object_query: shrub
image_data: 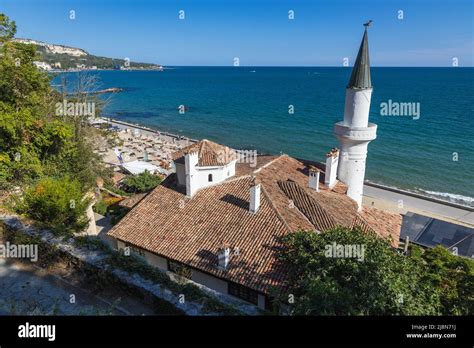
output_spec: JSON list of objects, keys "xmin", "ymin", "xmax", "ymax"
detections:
[
  {"xmin": 92, "ymin": 199, "xmax": 107, "ymax": 215},
  {"xmin": 103, "ymin": 183, "xmax": 131, "ymax": 197},
  {"xmin": 122, "ymin": 170, "xmax": 161, "ymax": 193},
  {"xmin": 103, "ymin": 197, "xmax": 123, "ymax": 206},
  {"xmin": 18, "ymin": 176, "xmax": 91, "ymax": 235}
]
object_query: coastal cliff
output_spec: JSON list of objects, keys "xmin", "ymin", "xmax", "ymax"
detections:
[{"xmin": 12, "ymin": 38, "xmax": 162, "ymax": 71}]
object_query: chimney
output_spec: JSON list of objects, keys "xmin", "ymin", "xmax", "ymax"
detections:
[
  {"xmin": 325, "ymin": 148, "xmax": 339, "ymax": 188},
  {"xmin": 309, "ymin": 167, "xmax": 320, "ymax": 191},
  {"xmin": 217, "ymin": 244, "xmax": 230, "ymax": 270},
  {"xmin": 185, "ymin": 151, "xmax": 199, "ymax": 197},
  {"xmin": 249, "ymin": 177, "xmax": 261, "ymax": 213}
]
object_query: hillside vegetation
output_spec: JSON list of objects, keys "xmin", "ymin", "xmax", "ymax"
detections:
[{"xmin": 14, "ymin": 38, "xmax": 160, "ymax": 70}]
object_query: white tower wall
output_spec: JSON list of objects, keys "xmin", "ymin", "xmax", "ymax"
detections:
[
  {"xmin": 182, "ymin": 154, "xmax": 237, "ymax": 197},
  {"xmin": 335, "ymin": 122, "xmax": 377, "ymax": 210},
  {"xmin": 309, "ymin": 170, "xmax": 320, "ymax": 191},
  {"xmin": 336, "ymin": 138, "xmax": 369, "ymax": 207},
  {"xmin": 249, "ymin": 183, "xmax": 261, "ymax": 213},
  {"xmin": 185, "ymin": 152, "xmax": 199, "ymax": 197},
  {"xmin": 334, "ymin": 25, "xmax": 377, "ymax": 211},
  {"xmin": 343, "ymin": 88, "xmax": 373, "ymax": 127},
  {"xmin": 324, "ymin": 151, "xmax": 339, "ymax": 188}
]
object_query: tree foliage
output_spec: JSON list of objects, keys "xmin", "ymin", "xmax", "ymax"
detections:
[
  {"xmin": 0, "ymin": 14, "xmax": 16, "ymax": 43},
  {"xmin": 122, "ymin": 170, "xmax": 162, "ymax": 193},
  {"xmin": 0, "ymin": 13, "xmax": 109, "ymax": 234},
  {"xmin": 0, "ymin": 13, "xmax": 107, "ymax": 186},
  {"xmin": 277, "ymin": 227, "xmax": 472, "ymax": 315},
  {"xmin": 411, "ymin": 245, "xmax": 474, "ymax": 315}
]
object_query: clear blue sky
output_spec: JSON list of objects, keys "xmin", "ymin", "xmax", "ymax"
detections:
[{"xmin": 2, "ymin": 0, "xmax": 473, "ymax": 66}]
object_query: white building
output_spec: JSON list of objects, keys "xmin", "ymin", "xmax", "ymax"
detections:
[
  {"xmin": 33, "ymin": 61, "xmax": 52, "ymax": 71},
  {"xmin": 173, "ymin": 139, "xmax": 238, "ymax": 197},
  {"xmin": 334, "ymin": 22, "xmax": 377, "ymax": 210}
]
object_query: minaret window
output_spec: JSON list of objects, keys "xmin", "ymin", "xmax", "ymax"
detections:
[{"xmin": 208, "ymin": 174, "xmax": 213, "ymax": 182}]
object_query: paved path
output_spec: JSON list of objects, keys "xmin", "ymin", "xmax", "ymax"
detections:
[
  {"xmin": 0, "ymin": 259, "xmax": 123, "ymax": 315},
  {"xmin": 363, "ymin": 185, "xmax": 474, "ymax": 226},
  {"xmin": 0, "ymin": 259, "xmax": 160, "ymax": 316}
]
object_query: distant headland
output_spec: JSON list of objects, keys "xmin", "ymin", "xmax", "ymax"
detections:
[{"xmin": 12, "ymin": 38, "xmax": 163, "ymax": 72}]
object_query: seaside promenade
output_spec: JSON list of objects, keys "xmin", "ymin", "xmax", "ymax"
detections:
[{"xmin": 363, "ymin": 184, "xmax": 474, "ymax": 226}]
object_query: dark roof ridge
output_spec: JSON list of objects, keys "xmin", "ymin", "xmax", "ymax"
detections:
[{"xmin": 277, "ymin": 180, "xmax": 338, "ymax": 232}]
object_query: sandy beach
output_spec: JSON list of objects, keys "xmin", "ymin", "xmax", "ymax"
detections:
[{"xmin": 94, "ymin": 117, "xmax": 196, "ymax": 175}]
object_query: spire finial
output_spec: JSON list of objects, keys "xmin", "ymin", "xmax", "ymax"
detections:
[{"xmin": 347, "ymin": 22, "xmax": 372, "ymax": 89}]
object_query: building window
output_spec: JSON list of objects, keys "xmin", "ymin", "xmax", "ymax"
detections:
[
  {"xmin": 125, "ymin": 243, "xmax": 145, "ymax": 257},
  {"xmin": 208, "ymin": 174, "xmax": 213, "ymax": 182},
  {"xmin": 168, "ymin": 260, "xmax": 192, "ymax": 279},
  {"xmin": 265, "ymin": 295, "xmax": 275, "ymax": 311},
  {"xmin": 228, "ymin": 282, "xmax": 258, "ymax": 305}
]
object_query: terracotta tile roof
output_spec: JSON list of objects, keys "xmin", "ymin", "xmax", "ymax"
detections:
[
  {"xmin": 172, "ymin": 139, "xmax": 237, "ymax": 167},
  {"xmin": 108, "ymin": 175, "xmax": 289, "ymax": 293},
  {"xmin": 253, "ymin": 155, "xmax": 356, "ymax": 232},
  {"xmin": 112, "ymin": 172, "xmax": 127, "ymax": 184},
  {"xmin": 350, "ymin": 214, "xmax": 375, "ymax": 234},
  {"xmin": 278, "ymin": 180, "xmax": 337, "ymax": 232},
  {"xmin": 235, "ymin": 155, "xmax": 279, "ymax": 177},
  {"xmin": 118, "ymin": 192, "xmax": 149, "ymax": 209},
  {"xmin": 108, "ymin": 149, "xmax": 402, "ymax": 294},
  {"xmin": 359, "ymin": 207, "xmax": 402, "ymax": 248}
]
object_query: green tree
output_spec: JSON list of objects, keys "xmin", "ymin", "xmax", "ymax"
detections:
[
  {"xmin": 411, "ymin": 245, "xmax": 474, "ymax": 315},
  {"xmin": 0, "ymin": 13, "xmax": 16, "ymax": 42},
  {"xmin": 122, "ymin": 170, "xmax": 162, "ymax": 193},
  {"xmin": 0, "ymin": 12, "xmax": 108, "ymax": 190},
  {"xmin": 277, "ymin": 227, "xmax": 441, "ymax": 315}
]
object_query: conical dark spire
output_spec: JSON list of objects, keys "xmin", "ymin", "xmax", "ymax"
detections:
[{"xmin": 347, "ymin": 23, "xmax": 372, "ymax": 89}]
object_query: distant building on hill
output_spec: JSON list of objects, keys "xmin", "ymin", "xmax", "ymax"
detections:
[{"xmin": 33, "ymin": 61, "xmax": 52, "ymax": 70}]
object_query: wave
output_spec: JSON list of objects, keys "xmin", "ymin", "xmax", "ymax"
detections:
[
  {"xmin": 366, "ymin": 180, "xmax": 474, "ymax": 207},
  {"xmin": 416, "ymin": 189, "xmax": 474, "ymax": 206}
]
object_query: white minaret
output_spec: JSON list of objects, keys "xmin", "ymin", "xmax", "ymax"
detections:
[{"xmin": 334, "ymin": 22, "xmax": 377, "ymax": 211}]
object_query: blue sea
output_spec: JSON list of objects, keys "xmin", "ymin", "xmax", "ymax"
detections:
[{"xmin": 53, "ymin": 67, "xmax": 474, "ymax": 206}]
